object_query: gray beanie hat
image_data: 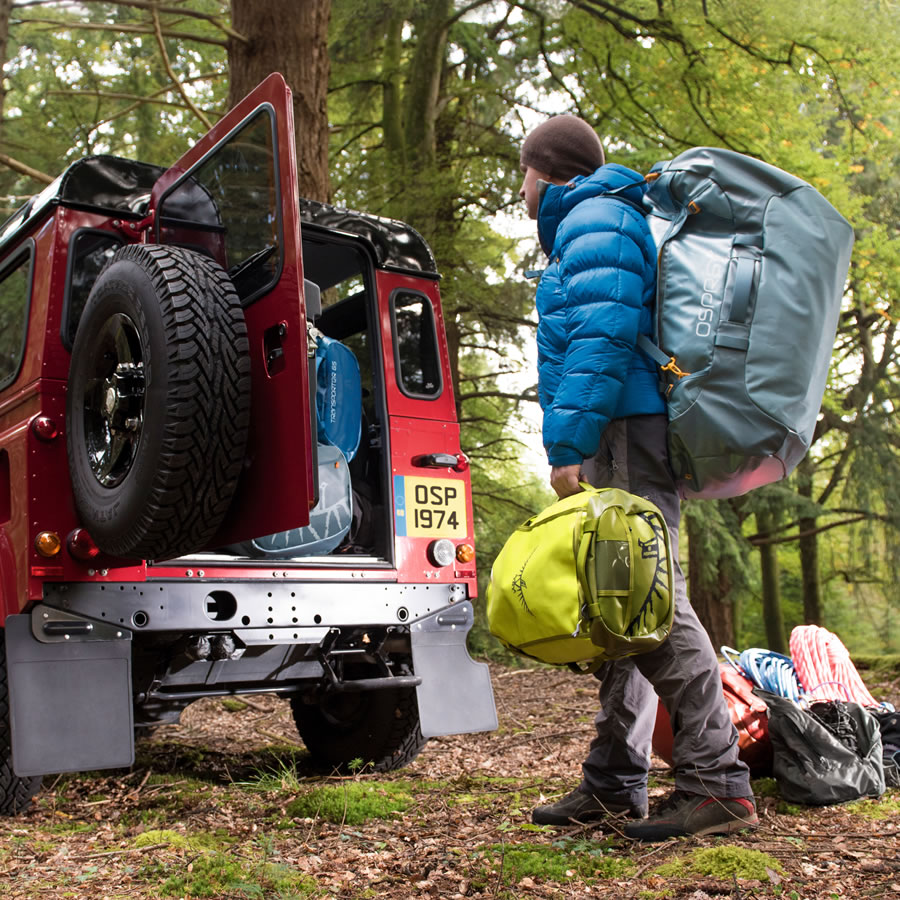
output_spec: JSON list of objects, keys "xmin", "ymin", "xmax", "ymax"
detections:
[{"xmin": 520, "ymin": 115, "xmax": 605, "ymax": 180}]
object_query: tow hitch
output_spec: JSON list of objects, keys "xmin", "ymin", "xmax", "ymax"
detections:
[{"xmin": 317, "ymin": 626, "xmax": 421, "ymax": 693}]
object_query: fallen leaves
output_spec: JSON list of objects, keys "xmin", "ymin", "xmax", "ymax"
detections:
[{"xmin": 0, "ymin": 662, "xmax": 897, "ymax": 899}]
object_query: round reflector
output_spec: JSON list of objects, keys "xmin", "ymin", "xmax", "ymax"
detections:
[{"xmin": 429, "ymin": 539, "xmax": 455, "ymax": 567}]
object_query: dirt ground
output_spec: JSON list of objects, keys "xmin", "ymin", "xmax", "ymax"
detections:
[{"xmin": 1, "ymin": 661, "xmax": 898, "ymax": 899}]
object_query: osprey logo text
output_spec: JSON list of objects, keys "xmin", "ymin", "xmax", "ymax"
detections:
[
  {"xmin": 695, "ymin": 258, "xmax": 726, "ymax": 337},
  {"xmin": 512, "ymin": 549, "xmax": 536, "ymax": 616}
]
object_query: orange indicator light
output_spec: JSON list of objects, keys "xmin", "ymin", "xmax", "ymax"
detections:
[
  {"xmin": 456, "ymin": 543, "xmax": 475, "ymax": 563},
  {"xmin": 35, "ymin": 531, "xmax": 62, "ymax": 557}
]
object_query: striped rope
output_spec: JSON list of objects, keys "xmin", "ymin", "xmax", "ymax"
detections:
[
  {"xmin": 721, "ymin": 646, "xmax": 805, "ymax": 704},
  {"xmin": 789, "ymin": 625, "xmax": 889, "ymax": 709}
]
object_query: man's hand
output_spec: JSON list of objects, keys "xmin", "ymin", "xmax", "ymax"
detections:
[{"xmin": 550, "ymin": 464, "xmax": 585, "ymax": 499}]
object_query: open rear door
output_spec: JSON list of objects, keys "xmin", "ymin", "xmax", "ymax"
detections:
[{"xmin": 149, "ymin": 73, "xmax": 314, "ymax": 545}]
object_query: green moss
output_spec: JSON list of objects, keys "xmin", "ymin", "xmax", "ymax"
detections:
[
  {"xmin": 220, "ymin": 697, "xmax": 248, "ymax": 712},
  {"xmin": 478, "ymin": 840, "xmax": 634, "ymax": 884},
  {"xmin": 846, "ymin": 791, "xmax": 900, "ymax": 820},
  {"xmin": 145, "ymin": 773, "xmax": 211, "ymax": 789},
  {"xmin": 654, "ymin": 846, "xmax": 783, "ymax": 881},
  {"xmin": 752, "ymin": 777, "xmax": 780, "ymax": 798},
  {"xmin": 141, "ymin": 851, "xmax": 318, "ymax": 898},
  {"xmin": 776, "ymin": 801, "xmax": 805, "ymax": 815},
  {"xmin": 852, "ymin": 654, "xmax": 900, "ymax": 677},
  {"xmin": 285, "ymin": 781, "xmax": 414, "ymax": 825},
  {"xmin": 134, "ymin": 828, "xmax": 232, "ymax": 853},
  {"xmin": 45, "ymin": 821, "xmax": 96, "ymax": 836}
]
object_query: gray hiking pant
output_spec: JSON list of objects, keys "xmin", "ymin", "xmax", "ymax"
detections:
[{"xmin": 578, "ymin": 415, "xmax": 751, "ymax": 806}]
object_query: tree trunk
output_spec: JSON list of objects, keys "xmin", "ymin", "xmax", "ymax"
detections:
[
  {"xmin": 228, "ymin": 0, "xmax": 332, "ymax": 203},
  {"xmin": 756, "ymin": 510, "xmax": 788, "ymax": 654},
  {"xmin": 796, "ymin": 457, "xmax": 824, "ymax": 624},
  {"xmin": 686, "ymin": 509, "xmax": 735, "ymax": 650}
]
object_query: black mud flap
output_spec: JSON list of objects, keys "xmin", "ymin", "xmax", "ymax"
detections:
[
  {"xmin": 5, "ymin": 611, "xmax": 134, "ymax": 777},
  {"xmin": 409, "ymin": 601, "xmax": 497, "ymax": 738}
]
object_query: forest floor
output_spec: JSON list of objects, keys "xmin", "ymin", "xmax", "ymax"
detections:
[{"xmin": 1, "ymin": 659, "xmax": 898, "ymax": 900}]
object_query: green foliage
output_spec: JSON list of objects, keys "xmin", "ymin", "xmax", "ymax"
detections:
[
  {"xmin": 477, "ymin": 839, "xmax": 634, "ymax": 884},
  {"xmin": 6, "ymin": 1, "xmax": 900, "ymax": 652},
  {"xmin": 142, "ymin": 849, "xmax": 317, "ymax": 898},
  {"xmin": 854, "ymin": 654, "xmax": 900, "ymax": 677},
  {"xmin": 1, "ymin": 2, "xmax": 229, "ymax": 213},
  {"xmin": 653, "ymin": 845, "xmax": 784, "ymax": 880},
  {"xmin": 284, "ymin": 781, "xmax": 414, "ymax": 825},
  {"xmin": 220, "ymin": 697, "xmax": 248, "ymax": 712},
  {"xmin": 846, "ymin": 791, "xmax": 900, "ymax": 820},
  {"xmin": 134, "ymin": 828, "xmax": 230, "ymax": 852},
  {"xmin": 751, "ymin": 777, "xmax": 780, "ymax": 799},
  {"xmin": 238, "ymin": 757, "xmax": 310, "ymax": 794}
]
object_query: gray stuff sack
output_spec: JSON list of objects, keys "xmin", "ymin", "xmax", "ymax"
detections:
[
  {"xmin": 637, "ymin": 148, "xmax": 854, "ymax": 499},
  {"xmin": 755, "ymin": 689, "xmax": 885, "ymax": 806}
]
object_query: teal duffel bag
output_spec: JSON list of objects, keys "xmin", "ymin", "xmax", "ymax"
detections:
[
  {"xmin": 485, "ymin": 486, "xmax": 675, "ymax": 671},
  {"xmin": 638, "ymin": 147, "xmax": 854, "ymax": 500}
]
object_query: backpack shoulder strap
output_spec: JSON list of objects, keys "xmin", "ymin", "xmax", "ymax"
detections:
[
  {"xmin": 637, "ymin": 333, "xmax": 670, "ymax": 368},
  {"xmin": 600, "ymin": 181, "xmax": 647, "ymax": 218}
]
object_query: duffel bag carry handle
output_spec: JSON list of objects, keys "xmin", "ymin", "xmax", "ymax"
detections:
[{"xmin": 577, "ymin": 500, "xmax": 635, "ymax": 624}]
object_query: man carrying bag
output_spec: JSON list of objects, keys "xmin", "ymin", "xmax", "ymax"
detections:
[{"xmin": 514, "ymin": 115, "xmax": 756, "ymax": 840}]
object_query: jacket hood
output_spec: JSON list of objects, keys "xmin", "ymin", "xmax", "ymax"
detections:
[{"xmin": 537, "ymin": 164, "xmax": 648, "ymax": 256}]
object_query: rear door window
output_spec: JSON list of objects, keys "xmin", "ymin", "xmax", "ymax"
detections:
[
  {"xmin": 390, "ymin": 290, "xmax": 442, "ymax": 399},
  {"xmin": 157, "ymin": 107, "xmax": 281, "ymax": 305}
]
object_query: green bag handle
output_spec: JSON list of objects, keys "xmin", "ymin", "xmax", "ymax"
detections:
[{"xmin": 577, "ymin": 505, "xmax": 635, "ymax": 624}]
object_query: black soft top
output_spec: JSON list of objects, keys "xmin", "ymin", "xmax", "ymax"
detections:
[{"xmin": 0, "ymin": 155, "xmax": 438, "ymax": 276}]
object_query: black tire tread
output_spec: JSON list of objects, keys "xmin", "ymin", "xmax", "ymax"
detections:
[
  {"xmin": 69, "ymin": 244, "xmax": 251, "ymax": 560},
  {"xmin": 290, "ymin": 686, "xmax": 426, "ymax": 774},
  {"xmin": 0, "ymin": 639, "xmax": 42, "ymax": 815}
]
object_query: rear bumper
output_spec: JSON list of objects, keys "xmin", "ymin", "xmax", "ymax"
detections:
[
  {"xmin": 5, "ymin": 580, "xmax": 497, "ymax": 776},
  {"xmin": 43, "ymin": 578, "xmax": 465, "ymax": 637}
]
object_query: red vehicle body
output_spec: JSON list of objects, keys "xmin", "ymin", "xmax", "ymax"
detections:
[{"xmin": 0, "ymin": 74, "xmax": 496, "ymax": 813}]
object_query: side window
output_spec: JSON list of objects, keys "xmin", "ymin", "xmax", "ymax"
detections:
[
  {"xmin": 390, "ymin": 290, "xmax": 442, "ymax": 399},
  {"xmin": 0, "ymin": 244, "xmax": 34, "ymax": 390},
  {"xmin": 157, "ymin": 107, "xmax": 281, "ymax": 305},
  {"xmin": 63, "ymin": 231, "xmax": 124, "ymax": 349}
]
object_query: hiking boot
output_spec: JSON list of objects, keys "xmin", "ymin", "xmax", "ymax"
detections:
[
  {"xmin": 623, "ymin": 790, "xmax": 758, "ymax": 841},
  {"xmin": 532, "ymin": 788, "xmax": 648, "ymax": 826}
]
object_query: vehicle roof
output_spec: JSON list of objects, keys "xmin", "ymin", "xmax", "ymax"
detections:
[{"xmin": 0, "ymin": 155, "xmax": 438, "ymax": 276}]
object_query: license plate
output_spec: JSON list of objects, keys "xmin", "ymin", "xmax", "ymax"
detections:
[{"xmin": 394, "ymin": 476, "xmax": 467, "ymax": 538}]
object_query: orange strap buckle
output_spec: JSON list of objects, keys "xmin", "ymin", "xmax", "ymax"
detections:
[{"xmin": 661, "ymin": 357, "xmax": 690, "ymax": 379}]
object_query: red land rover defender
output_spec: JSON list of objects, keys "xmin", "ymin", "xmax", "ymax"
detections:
[{"xmin": 0, "ymin": 74, "xmax": 496, "ymax": 813}]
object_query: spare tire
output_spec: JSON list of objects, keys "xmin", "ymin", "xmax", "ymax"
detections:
[{"xmin": 66, "ymin": 244, "xmax": 251, "ymax": 560}]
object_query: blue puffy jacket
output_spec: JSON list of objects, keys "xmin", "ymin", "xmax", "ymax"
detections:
[{"xmin": 535, "ymin": 163, "xmax": 664, "ymax": 467}]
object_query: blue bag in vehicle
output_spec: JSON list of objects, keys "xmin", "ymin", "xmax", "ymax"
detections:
[
  {"xmin": 636, "ymin": 147, "xmax": 854, "ymax": 499},
  {"xmin": 315, "ymin": 334, "xmax": 362, "ymax": 462},
  {"xmin": 228, "ymin": 442, "xmax": 353, "ymax": 558}
]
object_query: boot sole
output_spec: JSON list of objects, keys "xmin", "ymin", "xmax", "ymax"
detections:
[{"xmin": 626, "ymin": 816, "xmax": 759, "ymax": 841}]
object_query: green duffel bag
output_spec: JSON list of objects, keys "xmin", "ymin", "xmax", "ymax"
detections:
[{"xmin": 486, "ymin": 486, "xmax": 675, "ymax": 671}]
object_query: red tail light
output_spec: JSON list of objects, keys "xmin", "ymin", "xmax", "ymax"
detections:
[{"xmin": 67, "ymin": 528, "xmax": 101, "ymax": 562}]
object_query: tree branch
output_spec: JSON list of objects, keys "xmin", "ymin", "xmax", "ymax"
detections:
[
  {"xmin": 152, "ymin": 8, "xmax": 212, "ymax": 130},
  {"xmin": 748, "ymin": 515, "xmax": 877, "ymax": 546},
  {"xmin": 13, "ymin": 16, "xmax": 229, "ymax": 47},
  {"xmin": 471, "ymin": 488, "xmax": 535, "ymax": 515},
  {"xmin": 37, "ymin": 0, "xmax": 248, "ymax": 42},
  {"xmin": 0, "ymin": 152, "xmax": 54, "ymax": 184}
]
